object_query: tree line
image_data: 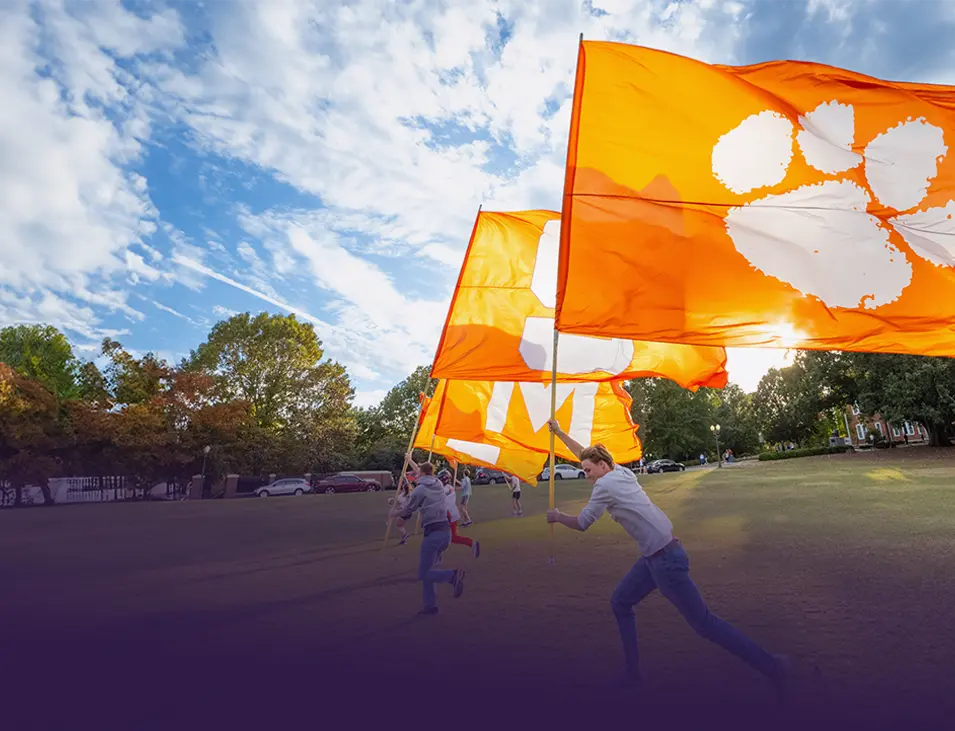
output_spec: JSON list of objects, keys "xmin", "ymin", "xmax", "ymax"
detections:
[
  {"xmin": 3, "ymin": 314, "xmax": 953, "ymax": 506},
  {"xmin": 628, "ymin": 350, "xmax": 955, "ymax": 463},
  {"xmin": 0, "ymin": 314, "xmax": 434, "ymax": 506}
]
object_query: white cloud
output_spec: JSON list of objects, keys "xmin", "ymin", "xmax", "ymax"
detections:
[
  {"xmin": 0, "ymin": 0, "xmax": 182, "ymax": 339},
  {"xmin": 0, "ymin": 0, "xmax": 794, "ymax": 396},
  {"xmin": 158, "ymin": 2, "xmax": 744, "ymax": 262},
  {"xmin": 353, "ymin": 389, "xmax": 388, "ymax": 409},
  {"xmin": 237, "ymin": 210, "xmax": 446, "ymax": 376},
  {"xmin": 147, "ymin": 0, "xmax": 746, "ymax": 392},
  {"xmin": 212, "ymin": 304, "xmax": 239, "ymax": 319},
  {"xmin": 172, "ymin": 253, "xmax": 427, "ymax": 382},
  {"xmin": 139, "ymin": 296, "xmax": 200, "ymax": 326}
]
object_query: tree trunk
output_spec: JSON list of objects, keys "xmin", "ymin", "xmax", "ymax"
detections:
[
  {"xmin": 928, "ymin": 423, "xmax": 952, "ymax": 447},
  {"xmin": 39, "ymin": 480, "xmax": 55, "ymax": 506}
]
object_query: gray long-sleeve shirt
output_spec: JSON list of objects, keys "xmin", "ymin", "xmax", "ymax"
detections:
[{"xmin": 397, "ymin": 475, "xmax": 450, "ymax": 530}]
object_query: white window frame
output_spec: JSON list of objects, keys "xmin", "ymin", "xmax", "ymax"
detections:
[
  {"xmin": 892, "ymin": 425, "xmax": 901, "ymax": 438},
  {"xmin": 856, "ymin": 423, "xmax": 867, "ymax": 441},
  {"xmin": 875, "ymin": 422, "xmax": 883, "ymax": 435},
  {"xmin": 852, "ymin": 403, "xmax": 861, "ymax": 415},
  {"xmin": 904, "ymin": 421, "xmax": 915, "ymax": 436}
]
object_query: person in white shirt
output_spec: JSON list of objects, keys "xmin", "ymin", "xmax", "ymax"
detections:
[
  {"xmin": 456, "ymin": 469, "xmax": 473, "ymax": 526},
  {"xmin": 545, "ymin": 420, "xmax": 789, "ymax": 703},
  {"xmin": 508, "ymin": 474, "xmax": 523, "ymax": 516}
]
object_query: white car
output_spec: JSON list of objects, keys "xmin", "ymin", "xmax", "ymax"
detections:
[
  {"xmin": 540, "ymin": 463, "xmax": 585, "ymax": 481},
  {"xmin": 254, "ymin": 478, "xmax": 312, "ymax": 498}
]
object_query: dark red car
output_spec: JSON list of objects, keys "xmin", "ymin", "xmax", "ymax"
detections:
[{"xmin": 314, "ymin": 473, "xmax": 380, "ymax": 495}]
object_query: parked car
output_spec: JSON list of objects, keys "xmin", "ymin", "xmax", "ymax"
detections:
[
  {"xmin": 254, "ymin": 478, "xmax": 312, "ymax": 498},
  {"xmin": 346, "ymin": 470, "xmax": 395, "ymax": 490},
  {"xmin": 539, "ymin": 463, "xmax": 585, "ymax": 481},
  {"xmin": 314, "ymin": 474, "xmax": 381, "ymax": 494},
  {"xmin": 472, "ymin": 468, "xmax": 507, "ymax": 485},
  {"xmin": 646, "ymin": 459, "xmax": 686, "ymax": 474}
]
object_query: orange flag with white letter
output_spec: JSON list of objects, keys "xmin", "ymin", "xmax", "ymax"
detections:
[
  {"xmin": 556, "ymin": 41, "xmax": 955, "ymax": 357},
  {"xmin": 432, "ymin": 209, "xmax": 728, "ymax": 389},
  {"xmin": 434, "ymin": 378, "xmax": 642, "ymax": 464},
  {"xmin": 413, "ymin": 382, "xmax": 546, "ymax": 485}
]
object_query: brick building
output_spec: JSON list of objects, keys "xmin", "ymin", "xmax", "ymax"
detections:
[{"xmin": 843, "ymin": 404, "xmax": 929, "ymax": 448}]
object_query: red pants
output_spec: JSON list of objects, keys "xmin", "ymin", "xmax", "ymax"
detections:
[{"xmin": 450, "ymin": 520, "xmax": 473, "ymax": 548}]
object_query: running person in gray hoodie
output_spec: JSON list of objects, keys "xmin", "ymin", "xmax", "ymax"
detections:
[{"xmin": 400, "ymin": 457, "xmax": 466, "ymax": 615}]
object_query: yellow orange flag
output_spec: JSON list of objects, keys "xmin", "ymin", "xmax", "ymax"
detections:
[
  {"xmin": 413, "ymin": 382, "xmax": 546, "ymax": 485},
  {"xmin": 432, "ymin": 209, "xmax": 728, "ymax": 388},
  {"xmin": 556, "ymin": 41, "xmax": 955, "ymax": 357},
  {"xmin": 434, "ymin": 378, "xmax": 642, "ymax": 465}
]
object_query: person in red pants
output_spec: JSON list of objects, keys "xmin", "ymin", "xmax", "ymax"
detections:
[{"xmin": 438, "ymin": 469, "xmax": 480, "ymax": 559}]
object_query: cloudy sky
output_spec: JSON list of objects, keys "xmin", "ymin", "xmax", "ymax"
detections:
[{"xmin": 3, "ymin": 0, "xmax": 954, "ymax": 407}]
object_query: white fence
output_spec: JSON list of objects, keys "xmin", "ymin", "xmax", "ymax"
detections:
[{"xmin": 1, "ymin": 477, "xmax": 182, "ymax": 507}]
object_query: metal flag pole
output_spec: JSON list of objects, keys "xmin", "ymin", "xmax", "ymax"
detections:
[
  {"xmin": 382, "ymin": 397, "xmax": 426, "ymax": 550},
  {"xmin": 548, "ymin": 328, "xmax": 559, "ymax": 565}
]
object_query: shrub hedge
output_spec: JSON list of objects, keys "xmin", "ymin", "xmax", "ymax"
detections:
[{"xmin": 757, "ymin": 445, "xmax": 851, "ymax": 461}]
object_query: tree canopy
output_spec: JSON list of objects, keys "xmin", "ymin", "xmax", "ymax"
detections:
[{"xmin": 4, "ymin": 313, "xmax": 955, "ymax": 506}]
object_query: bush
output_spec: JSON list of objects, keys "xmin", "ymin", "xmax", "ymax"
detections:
[{"xmin": 758, "ymin": 445, "xmax": 851, "ymax": 461}]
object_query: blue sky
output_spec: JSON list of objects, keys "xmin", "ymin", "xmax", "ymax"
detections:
[{"xmin": 3, "ymin": 0, "xmax": 955, "ymax": 406}]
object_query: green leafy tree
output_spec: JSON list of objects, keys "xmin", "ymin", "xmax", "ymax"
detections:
[
  {"xmin": 352, "ymin": 366, "xmax": 434, "ymax": 470},
  {"xmin": 850, "ymin": 353, "xmax": 955, "ymax": 446},
  {"xmin": 752, "ymin": 362, "xmax": 823, "ymax": 447},
  {"xmin": 626, "ymin": 378, "xmax": 714, "ymax": 462},
  {"xmin": 0, "ymin": 324, "xmax": 80, "ymax": 400},
  {"xmin": 185, "ymin": 313, "xmax": 353, "ymax": 430},
  {"xmin": 101, "ymin": 338, "xmax": 168, "ymax": 405},
  {"xmin": 709, "ymin": 383, "xmax": 761, "ymax": 457},
  {"xmin": 375, "ymin": 365, "xmax": 435, "ymax": 438},
  {"xmin": 0, "ymin": 364, "xmax": 63, "ymax": 505}
]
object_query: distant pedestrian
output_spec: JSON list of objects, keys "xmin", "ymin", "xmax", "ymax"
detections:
[
  {"xmin": 457, "ymin": 468, "xmax": 474, "ymax": 526},
  {"xmin": 509, "ymin": 474, "xmax": 523, "ymax": 516},
  {"xmin": 441, "ymin": 469, "xmax": 479, "ymax": 558},
  {"xmin": 387, "ymin": 480, "xmax": 412, "ymax": 545}
]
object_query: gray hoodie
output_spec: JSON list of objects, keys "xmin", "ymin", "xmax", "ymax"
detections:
[{"xmin": 398, "ymin": 475, "xmax": 450, "ymax": 530}]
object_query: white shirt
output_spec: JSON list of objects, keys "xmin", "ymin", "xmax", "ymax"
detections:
[
  {"xmin": 577, "ymin": 465, "xmax": 673, "ymax": 556},
  {"xmin": 444, "ymin": 485, "xmax": 460, "ymax": 522},
  {"xmin": 509, "ymin": 475, "xmax": 521, "ymax": 493}
]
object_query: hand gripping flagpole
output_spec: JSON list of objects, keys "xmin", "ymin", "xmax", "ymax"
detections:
[
  {"xmin": 382, "ymin": 396, "xmax": 427, "ymax": 550},
  {"xmin": 548, "ymin": 328, "xmax": 559, "ymax": 565}
]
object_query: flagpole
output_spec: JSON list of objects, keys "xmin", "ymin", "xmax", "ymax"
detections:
[
  {"xmin": 382, "ymin": 397, "xmax": 427, "ymax": 550},
  {"xmin": 548, "ymin": 328, "xmax": 559, "ymax": 565},
  {"xmin": 547, "ymin": 32, "xmax": 583, "ymax": 566}
]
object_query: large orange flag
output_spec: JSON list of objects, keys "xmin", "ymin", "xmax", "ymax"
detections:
[
  {"xmin": 432, "ymin": 209, "xmax": 728, "ymax": 388},
  {"xmin": 434, "ymin": 378, "xmax": 642, "ymax": 464},
  {"xmin": 556, "ymin": 41, "xmax": 955, "ymax": 357},
  {"xmin": 413, "ymin": 382, "xmax": 546, "ymax": 484}
]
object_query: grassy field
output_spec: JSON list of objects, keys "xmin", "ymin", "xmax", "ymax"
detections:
[{"xmin": 4, "ymin": 448, "xmax": 955, "ymax": 729}]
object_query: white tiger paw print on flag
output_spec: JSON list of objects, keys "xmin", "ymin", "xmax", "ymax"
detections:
[{"xmin": 712, "ymin": 102, "xmax": 951, "ymax": 310}]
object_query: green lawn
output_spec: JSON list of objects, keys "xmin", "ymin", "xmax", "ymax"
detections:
[{"xmin": 3, "ymin": 449, "xmax": 955, "ymax": 726}]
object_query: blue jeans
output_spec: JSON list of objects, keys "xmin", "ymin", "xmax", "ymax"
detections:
[
  {"xmin": 419, "ymin": 526, "xmax": 455, "ymax": 609},
  {"xmin": 611, "ymin": 540, "xmax": 777, "ymax": 679}
]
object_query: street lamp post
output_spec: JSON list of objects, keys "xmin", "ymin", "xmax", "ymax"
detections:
[
  {"xmin": 710, "ymin": 424, "xmax": 722, "ymax": 468},
  {"xmin": 201, "ymin": 445, "xmax": 211, "ymax": 478}
]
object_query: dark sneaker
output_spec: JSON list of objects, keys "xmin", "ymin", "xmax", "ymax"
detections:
[
  {"xmin": 472, "ymin": 540, "xmax": 480, "ymax": 559},
  {"xmin": 399, "ymin": 533, "xmax": 410, "ymax": 545},
  {"xmin": 453, "ymin": 569, "xmax": 466, "ymax": 598},
  {"xmin": 418, "ymin": 606, "xmax": 439, "ymax": 616}
]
